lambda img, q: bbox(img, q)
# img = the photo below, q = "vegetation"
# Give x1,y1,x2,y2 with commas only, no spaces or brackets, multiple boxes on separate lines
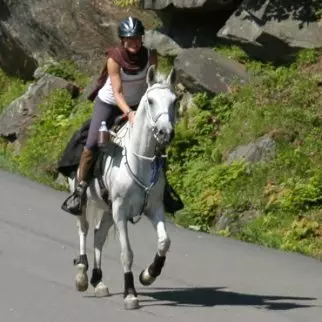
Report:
0,60,91,188
113,0,139,7
157,55,175,74
9,90,92,187
43,60,90,88
1,48,322,260
167,47,322,259
0,69,28,114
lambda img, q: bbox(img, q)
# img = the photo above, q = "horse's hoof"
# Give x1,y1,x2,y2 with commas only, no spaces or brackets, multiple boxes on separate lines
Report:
139,268,156,286
75,264,88,292
94,282,110,297
124,294,140,310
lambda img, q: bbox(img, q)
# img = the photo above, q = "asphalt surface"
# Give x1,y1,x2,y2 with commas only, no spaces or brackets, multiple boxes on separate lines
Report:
0,169,322,322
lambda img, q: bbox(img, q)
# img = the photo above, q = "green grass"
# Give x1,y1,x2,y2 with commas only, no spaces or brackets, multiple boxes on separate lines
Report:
0,69,29,114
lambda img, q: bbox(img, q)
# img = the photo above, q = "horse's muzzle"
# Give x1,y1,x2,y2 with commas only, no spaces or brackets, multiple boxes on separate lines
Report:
156,129,174,146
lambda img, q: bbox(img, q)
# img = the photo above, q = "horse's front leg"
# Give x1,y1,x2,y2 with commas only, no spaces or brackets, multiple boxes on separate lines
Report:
74,211,89,292
113,202,139,310
139,206,171,286
91,209,113,297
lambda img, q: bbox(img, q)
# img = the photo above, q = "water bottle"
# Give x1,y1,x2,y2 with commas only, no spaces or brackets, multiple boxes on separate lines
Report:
98,121,110,147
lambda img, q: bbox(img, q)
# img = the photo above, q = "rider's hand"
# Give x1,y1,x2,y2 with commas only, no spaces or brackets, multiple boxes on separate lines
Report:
128,110,135,125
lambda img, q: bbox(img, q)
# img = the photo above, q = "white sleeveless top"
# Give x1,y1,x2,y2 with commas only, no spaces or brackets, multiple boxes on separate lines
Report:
98,50,150,107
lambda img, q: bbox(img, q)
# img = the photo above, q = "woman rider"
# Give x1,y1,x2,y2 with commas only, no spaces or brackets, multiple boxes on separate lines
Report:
71,16,157,209
67,16,183,214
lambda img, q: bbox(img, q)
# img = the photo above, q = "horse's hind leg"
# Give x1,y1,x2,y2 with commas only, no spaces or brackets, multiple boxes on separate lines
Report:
140,208,170,286
74,210,89,292
91,209,113,297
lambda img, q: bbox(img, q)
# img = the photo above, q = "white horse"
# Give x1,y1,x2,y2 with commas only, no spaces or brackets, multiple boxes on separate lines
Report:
68,65,177,310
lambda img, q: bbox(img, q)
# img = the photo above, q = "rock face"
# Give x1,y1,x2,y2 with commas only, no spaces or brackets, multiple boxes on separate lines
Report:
0,74,79,143
226,135,276,165
0,0,158,79
141,0,237,10
141,0,239,48
218,0,322,61
1,0,322,81
0,20,38,80
174,48,250,94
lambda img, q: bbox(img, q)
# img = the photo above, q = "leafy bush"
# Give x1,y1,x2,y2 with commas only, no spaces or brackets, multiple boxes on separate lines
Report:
44,60,89,88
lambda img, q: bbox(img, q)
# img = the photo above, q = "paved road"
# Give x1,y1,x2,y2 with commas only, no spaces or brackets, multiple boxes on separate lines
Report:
0,169,322,322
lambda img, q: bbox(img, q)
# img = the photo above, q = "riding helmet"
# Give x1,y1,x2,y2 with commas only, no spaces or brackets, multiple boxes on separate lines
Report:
118,16,145,38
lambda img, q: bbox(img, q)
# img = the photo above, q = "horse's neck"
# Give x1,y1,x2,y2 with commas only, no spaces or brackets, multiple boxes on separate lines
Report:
130,105,155,156
126,101,157,185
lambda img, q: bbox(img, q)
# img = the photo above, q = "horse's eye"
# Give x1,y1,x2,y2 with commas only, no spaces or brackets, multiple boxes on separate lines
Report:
148,98,153,105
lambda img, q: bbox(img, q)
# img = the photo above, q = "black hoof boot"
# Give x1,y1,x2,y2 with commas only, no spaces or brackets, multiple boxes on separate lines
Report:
124,272,139,310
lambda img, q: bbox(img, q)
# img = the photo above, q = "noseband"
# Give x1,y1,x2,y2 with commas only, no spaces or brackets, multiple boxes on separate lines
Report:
144,84,174,145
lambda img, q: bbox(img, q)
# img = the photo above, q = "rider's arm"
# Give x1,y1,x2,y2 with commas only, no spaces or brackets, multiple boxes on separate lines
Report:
107,57,132,115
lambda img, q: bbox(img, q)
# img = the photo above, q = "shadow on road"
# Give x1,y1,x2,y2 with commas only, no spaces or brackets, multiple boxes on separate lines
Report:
139,286,317,310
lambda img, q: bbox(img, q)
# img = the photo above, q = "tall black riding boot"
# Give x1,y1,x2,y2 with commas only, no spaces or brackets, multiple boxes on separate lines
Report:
61,147,95,215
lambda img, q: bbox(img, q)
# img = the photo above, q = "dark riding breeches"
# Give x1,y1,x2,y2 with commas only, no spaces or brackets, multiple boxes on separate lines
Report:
85,97,123,150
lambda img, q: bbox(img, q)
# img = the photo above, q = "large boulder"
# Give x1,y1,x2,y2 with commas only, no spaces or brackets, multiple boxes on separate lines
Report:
0,22,38,80
141,0,240,48
174,48,250,94
217,0,322,61
144,30,182,56
0,74,79,144
226,134,276,165
0,0,158,79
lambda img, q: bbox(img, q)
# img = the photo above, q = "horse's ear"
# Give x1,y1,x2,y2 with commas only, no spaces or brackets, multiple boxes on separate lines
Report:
166,68,176,87
146,64,156,87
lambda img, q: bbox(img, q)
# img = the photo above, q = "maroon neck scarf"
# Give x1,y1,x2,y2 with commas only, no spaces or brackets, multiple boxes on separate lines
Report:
107,45,149,74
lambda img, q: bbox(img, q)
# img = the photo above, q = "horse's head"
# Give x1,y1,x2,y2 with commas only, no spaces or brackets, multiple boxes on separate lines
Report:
143,65,177,148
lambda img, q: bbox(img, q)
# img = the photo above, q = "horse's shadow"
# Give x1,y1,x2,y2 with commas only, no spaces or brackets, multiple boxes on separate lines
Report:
138,286,317,310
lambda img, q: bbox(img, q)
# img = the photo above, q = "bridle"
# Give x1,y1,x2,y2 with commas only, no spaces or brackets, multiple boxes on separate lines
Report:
129,83,175,161
144,84,175,146
123,83,176,221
